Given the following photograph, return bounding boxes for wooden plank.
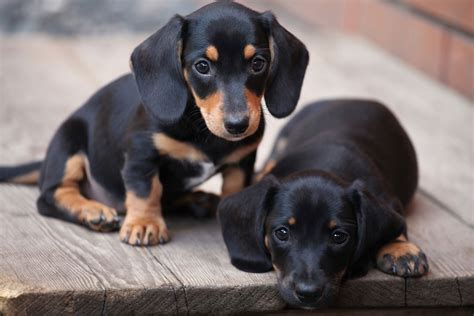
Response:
[0,186,180,315]
[405,194,474,306]
[1,186,472,314]
[148,219,285,314]
[0,186,105,315]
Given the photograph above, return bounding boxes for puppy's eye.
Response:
[274,226,289,241]
[194,60,210,74]
[331,230,349,244]
[251,56,266,74]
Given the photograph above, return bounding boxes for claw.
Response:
[391,264,397,274]
[122,231,130,244]
[89,213,103,225]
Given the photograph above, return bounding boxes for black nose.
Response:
[294,283,322,304]
[224,116,249,135]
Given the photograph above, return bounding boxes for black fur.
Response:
[0,161,42,183]
[0,2,308,241]
[219,99,420,308]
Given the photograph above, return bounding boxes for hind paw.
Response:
[79,203,120,232]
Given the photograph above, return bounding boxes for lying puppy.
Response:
[0,2,308,246]
[219,99,429,308]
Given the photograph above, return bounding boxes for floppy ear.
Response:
[218,175,279,273]
[259,11,309,118]
[346,180,406,277]
[131,15,188,124]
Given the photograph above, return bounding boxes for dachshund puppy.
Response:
[219,99,429,308]
[0,2,309,246]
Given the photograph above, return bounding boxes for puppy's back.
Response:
[269,99,418,206]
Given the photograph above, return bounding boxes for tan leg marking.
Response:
[376,234,429,277]
[221,167,246,198]
[54,154,118,231]
[254,159,277,183]
[11,170,40,185]
[244,44,256,59]
[205,45,219,61]
[120,175,168,246]
[153,133,209,162]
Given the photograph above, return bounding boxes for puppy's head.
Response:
[218,172,405,308]
[130,2,309,141]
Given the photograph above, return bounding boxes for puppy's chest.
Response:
[182,160,219,190]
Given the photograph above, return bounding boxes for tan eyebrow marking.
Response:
[288,217,296,225]
[205,45,219,61]
[328,219,337,229]
[244,44,256,59]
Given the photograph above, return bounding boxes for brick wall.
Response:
[274,0,473,100]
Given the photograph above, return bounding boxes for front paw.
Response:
[119,215,169,246]
[376,241,429,277]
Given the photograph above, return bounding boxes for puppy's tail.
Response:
[0,161,42,185]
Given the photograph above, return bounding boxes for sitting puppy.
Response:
[218,99,429,308]
[0,2,309,246]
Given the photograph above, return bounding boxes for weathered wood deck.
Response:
[1,10,473,315]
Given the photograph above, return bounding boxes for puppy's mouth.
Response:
[201,112,260,142]
[219,130,248,142]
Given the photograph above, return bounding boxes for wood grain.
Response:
[1,184,472,314]
[405,195,474,306]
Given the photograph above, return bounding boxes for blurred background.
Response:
[0,0,472,224]
[1,0,472,98]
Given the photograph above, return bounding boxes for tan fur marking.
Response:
[205,45,219,61]
[54,154,117,227]
[188,89,230,139]
[193,91,222,112]
[125,176,163,219]
[121,175,169,245]
[244,88,263,137]
[328,219,337,229]
[288,217,296,225]
[254,159,277,183]
[244,44,256,59]
[264,235,270,249]
[222,138,262,165]
[11,170,40,185]
[54,154,87,217]
[153,133,208,162]
[378,239,421,259]
[221,167,246,197]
